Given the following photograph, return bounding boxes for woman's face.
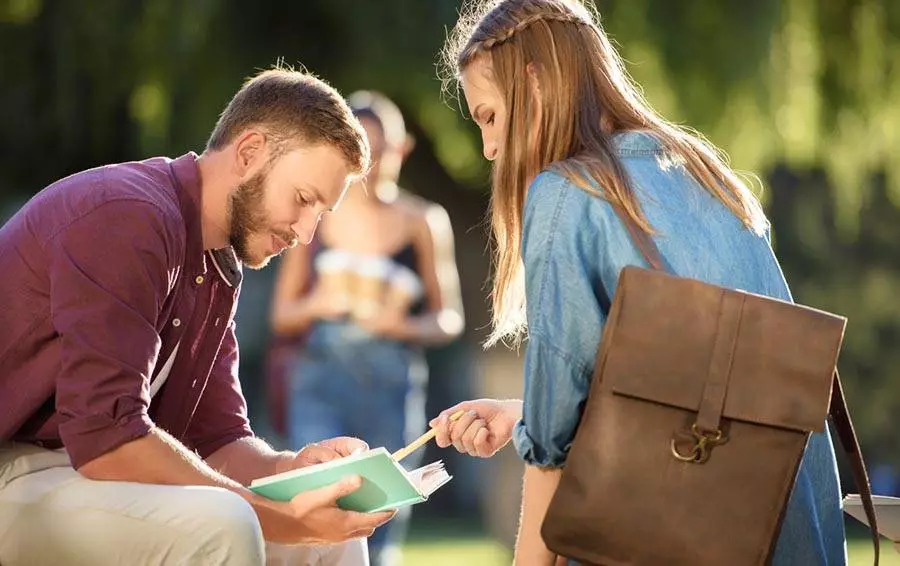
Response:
[462,55,544,164]
[461,56,506,162]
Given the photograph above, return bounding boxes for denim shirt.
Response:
[512,131,846,565]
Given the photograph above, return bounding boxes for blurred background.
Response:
[2,0,899,564]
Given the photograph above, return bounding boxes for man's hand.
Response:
[430,399,522,458]
[257,474,395,544]
[275,437,369,474]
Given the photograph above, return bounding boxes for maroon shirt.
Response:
[0,153,254,468]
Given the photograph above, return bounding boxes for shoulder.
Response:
[94,157,183,219]
[523,168,616,251]
[39,157,181,220]
[611,130,666,157]
[36,158,185,252]
[394,190,452,240]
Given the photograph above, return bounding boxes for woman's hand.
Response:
[430,399,522,458]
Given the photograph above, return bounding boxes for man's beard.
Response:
[227,169,272,269]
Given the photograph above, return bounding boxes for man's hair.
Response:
[207,65,369,176]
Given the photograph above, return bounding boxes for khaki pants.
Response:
[0,443,367,566]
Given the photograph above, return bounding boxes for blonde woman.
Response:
[430,1,845,565]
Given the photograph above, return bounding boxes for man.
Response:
[0,67,395,565]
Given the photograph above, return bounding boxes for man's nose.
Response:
[292,212,324,245]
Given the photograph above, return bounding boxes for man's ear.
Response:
[232,130,267,177]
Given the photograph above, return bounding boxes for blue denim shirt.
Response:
[512,131,846,565]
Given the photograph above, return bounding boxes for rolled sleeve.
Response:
[184,320,254,459]
[513,171,609,468]
[513,336,593,467]
[48,199,176,468]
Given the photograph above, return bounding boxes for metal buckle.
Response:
[670,423,728,463]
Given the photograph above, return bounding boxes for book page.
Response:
[406,460,452,497]
[843,494,900,541]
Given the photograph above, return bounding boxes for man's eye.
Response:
[486,114,495,125]
[296,193,313,207]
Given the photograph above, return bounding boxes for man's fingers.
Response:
[351,528,376,539]
[300,443,344,465]
[345,512,394,539]
[292,475,362,510]
[320,436,368,457]
[340,509,396,538]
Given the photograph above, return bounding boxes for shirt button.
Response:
[172,318,182,327]
[192,379,198,388]
[195,275,204,285]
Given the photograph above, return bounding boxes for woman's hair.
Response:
[441,0,767,347]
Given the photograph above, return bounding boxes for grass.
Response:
[402,538,511,565]
[849,539,900,565]
[396,537,898,566]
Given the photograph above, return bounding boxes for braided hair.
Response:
[475,9,588,51]
[440,0,768,347]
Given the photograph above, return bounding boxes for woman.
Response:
[269,91,465,566]
[431,1,846,565]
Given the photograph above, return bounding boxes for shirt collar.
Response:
[168,152,207,280]
[168,152,242,288]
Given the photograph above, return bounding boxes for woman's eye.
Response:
[486,114,495,125]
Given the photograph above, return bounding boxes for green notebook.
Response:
[248,447,451,513]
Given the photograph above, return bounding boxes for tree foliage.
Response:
[1,0,898,467]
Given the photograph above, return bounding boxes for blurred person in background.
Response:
[0,66,395,566]
[269,90,465,566]
[429,0,848,565]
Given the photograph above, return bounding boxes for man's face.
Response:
[228,143,351,269]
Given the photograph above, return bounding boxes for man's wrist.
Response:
[271,449,299,476]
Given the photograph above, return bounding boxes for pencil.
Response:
[392,409,466,462]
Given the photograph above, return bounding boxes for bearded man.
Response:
[0,66,394,566]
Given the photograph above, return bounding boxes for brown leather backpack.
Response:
[541,213,880,565]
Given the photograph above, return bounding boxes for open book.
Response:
[249,447,451,513]
[843,494,900,542]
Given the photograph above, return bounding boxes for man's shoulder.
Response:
[26,156,185,237]
[75,156,182,215]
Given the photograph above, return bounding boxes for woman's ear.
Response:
[401,133,416,161]
[525,62,542,101]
